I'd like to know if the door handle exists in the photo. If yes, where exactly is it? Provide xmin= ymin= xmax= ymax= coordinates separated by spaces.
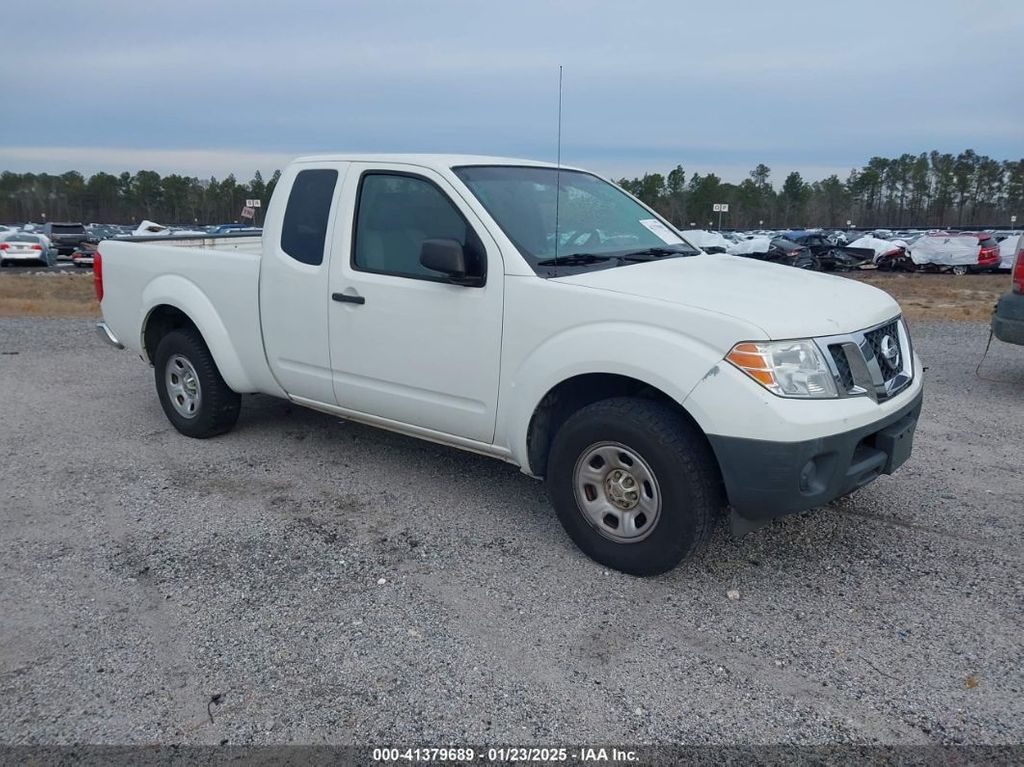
xmin=332 ymin=292 xmax=365 ymax=305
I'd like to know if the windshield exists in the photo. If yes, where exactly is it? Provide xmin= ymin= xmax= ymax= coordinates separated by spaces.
xmin=453 ymin=165 xmax=698 ymax=273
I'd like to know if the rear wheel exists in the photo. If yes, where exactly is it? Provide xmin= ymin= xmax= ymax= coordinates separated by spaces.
xmin=546 ymin=397 xmax=722 ymax=576
xmin=153 ymin=328 xmax=240 ymax=438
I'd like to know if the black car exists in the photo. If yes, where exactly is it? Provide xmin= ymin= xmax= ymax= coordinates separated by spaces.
xmin=766 ymin=237 xmax=819 ymax=269
xmin=782 ymin=231 xmax=874 ymax=271
xmin=40 ymin=222 xmax=89 ymax=256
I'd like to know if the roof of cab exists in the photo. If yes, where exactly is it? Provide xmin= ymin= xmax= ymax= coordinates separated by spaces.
xmin=291 ymin=153 xmax=581 ymax=172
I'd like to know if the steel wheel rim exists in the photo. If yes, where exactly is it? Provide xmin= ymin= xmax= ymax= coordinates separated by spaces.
xmin=573 ymin=441 xmax=662 ymax=544
xmin=165 ymin=354 xmax=202 ymax=419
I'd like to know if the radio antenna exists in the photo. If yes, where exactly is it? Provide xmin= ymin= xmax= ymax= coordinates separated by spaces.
xmin=553 ymin=65 xmax=563 ymax=266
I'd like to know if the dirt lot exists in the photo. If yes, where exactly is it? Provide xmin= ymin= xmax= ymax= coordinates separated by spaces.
xmin=845 ymin=272 xmax=1007 ymax=322
xmin=1 ymin=313 xmax=1022 ymax=745
xmin=0 ymin=272 xmax=99 ymax=318
xmin=0 ymin=268 xmax=1010 ymax=322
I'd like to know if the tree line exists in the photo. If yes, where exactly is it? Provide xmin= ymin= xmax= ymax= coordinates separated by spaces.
xmin=618 ymin=150 xmax=1023 ymax=230
xmin=1 ymin=148 xmax=1021 ymax=228
xmin=0 ymin=169 xmax=281 ymax=225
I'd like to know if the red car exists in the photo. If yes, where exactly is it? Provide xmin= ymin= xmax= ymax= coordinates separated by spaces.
xmin=974 ymin=233 xmax=1002 ymax=271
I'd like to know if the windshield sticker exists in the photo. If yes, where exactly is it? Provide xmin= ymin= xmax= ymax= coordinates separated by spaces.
xmin=638 ymin=219 xmax=684 ymax=244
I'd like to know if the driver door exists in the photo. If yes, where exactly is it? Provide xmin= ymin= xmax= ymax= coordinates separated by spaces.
xmin=326 ymin=164 xmax=504 ymax=444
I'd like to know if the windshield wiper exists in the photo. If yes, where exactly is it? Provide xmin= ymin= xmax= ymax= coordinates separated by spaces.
xmin=535 ymin=253 xmax=614 ymax=266
xmin=617 ymin=246 xmax=696 ymax=260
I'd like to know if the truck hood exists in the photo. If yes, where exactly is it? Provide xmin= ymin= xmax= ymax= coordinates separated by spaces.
xmin=554 ymin=253 xmax=900 ymax=339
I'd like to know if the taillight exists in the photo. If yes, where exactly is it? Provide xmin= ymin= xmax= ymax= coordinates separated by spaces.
xmin=31 ymin=244 xmax=42 ymax=251
xmin=1013 ymin=248 xmax=1024 ymax=295
xmin=94 ymin=252 xmax=103 ymax=302
xmin=0 ymin=243 xmax=8 ymax=250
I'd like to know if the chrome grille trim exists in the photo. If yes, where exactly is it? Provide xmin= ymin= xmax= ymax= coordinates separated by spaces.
xmin=815 ymin=317 xmax=914 ymax=402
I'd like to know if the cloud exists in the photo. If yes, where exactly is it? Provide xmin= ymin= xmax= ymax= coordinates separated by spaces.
xmin=3 ymin=0 xmax=1022 ymax=182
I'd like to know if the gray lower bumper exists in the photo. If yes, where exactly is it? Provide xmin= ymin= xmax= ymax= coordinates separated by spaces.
xmin=708 ymin=389 xmax=924 ymax=530
xmin=96 ymin=321 xmax=124 ymax=350
xmin=992 ymin=291 xmax=1024 ymax=346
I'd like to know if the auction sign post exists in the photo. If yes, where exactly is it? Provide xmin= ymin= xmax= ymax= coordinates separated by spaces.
xmin=243 ymin=198 xmax=262 ymax=225
xmin=713 ymin=203 xmax=729 ymax=230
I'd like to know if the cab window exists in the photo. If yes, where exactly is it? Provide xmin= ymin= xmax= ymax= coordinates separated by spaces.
xmin=352 ymin=172 xmax=485 ymax=283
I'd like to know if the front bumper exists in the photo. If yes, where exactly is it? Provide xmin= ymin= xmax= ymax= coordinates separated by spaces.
xmin=708 ymin=388 xmax=923 ymax=528
xmin=992 ymin=291 xmax=1024 ymax=346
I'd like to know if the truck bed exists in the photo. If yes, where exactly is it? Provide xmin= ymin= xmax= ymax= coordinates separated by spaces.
xmin=122 ymin=233 xmax=263 ymax=255
xmin=98 ymin=234 xmax=281 ymax=396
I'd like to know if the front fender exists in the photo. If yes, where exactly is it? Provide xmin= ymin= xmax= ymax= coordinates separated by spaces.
xmin=140 ymin=275 xmax=256 ymax=393
xmin=499 ymin=322 xmax=728 ymax=473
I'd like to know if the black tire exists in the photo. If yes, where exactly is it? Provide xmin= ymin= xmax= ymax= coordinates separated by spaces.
xmin=153 ymin=328 xmax=240 ymax=438
xmin=546 ymin=397 xmax=722 ymax=576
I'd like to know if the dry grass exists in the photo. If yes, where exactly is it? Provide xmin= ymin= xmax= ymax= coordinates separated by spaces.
xmin=0 ymin=272 xmax=100 ymax=318
xmin=842 ymin=271 xmax=1007 ymax=322
xmin=0 ymin=269 xmax=1010 ymax=322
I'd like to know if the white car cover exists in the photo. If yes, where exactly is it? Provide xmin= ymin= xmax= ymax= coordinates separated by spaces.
xmin=999 ymin=235 xmax=1020 ymax=269
xmin=908 ymin=234 xmax=981 ymax=266
xmin=133 ymin=220 xmax=170 ymax=237
xmin=848 ymin=235 xmax=903 ymax=262
xmin=679 ymin=230 xmax=732 ymax=251
xmin=726 ymin=236 xmax=772 ymax=255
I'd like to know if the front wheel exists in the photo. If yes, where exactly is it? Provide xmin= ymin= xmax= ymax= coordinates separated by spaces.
xmin=153 ymin=328 xmax=240 ymax=438
xmin=546 ymin=397 xmax=722 ymax=576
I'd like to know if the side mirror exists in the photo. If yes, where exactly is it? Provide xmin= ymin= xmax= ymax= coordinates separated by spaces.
xmin=420 ymin=238 xmax=467 ymax=280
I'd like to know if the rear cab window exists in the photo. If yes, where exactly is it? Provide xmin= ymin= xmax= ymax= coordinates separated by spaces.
xmin=281 ymin=169 xmax=339 ymax=266
xmin=50 ymin=224 xmax=86 ymax=235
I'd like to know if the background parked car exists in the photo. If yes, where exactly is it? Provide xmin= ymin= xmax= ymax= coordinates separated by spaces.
xmin=0 ymin=232 xmax=55 ymax=267
xmin=782 ymin=230 xmax=874 ymax=271
xmin=766 ymin=237 xmax=819 ymax=269
xmin=38 ymin=222 xmax=88 ymax=257
xmin=991 ymin=236 xmax=1024 ymax=345
xmin=71 ymin=241 xmax=98 ymax=268
xmin=909 ymin=232 xmax=1001 ymax=275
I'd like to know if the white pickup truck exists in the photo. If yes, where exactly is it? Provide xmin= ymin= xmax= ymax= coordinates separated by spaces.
xmin=96 ymin=154 xmax=923 ymax=575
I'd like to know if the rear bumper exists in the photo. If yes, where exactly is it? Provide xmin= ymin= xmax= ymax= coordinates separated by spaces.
xmin=96 ymin=321 xmax=124 ymax=350
xmin=52 ymin=240 xmax=86 ymax=255
xmin=708 ymin=388 xmax=923 ymax=525
xmin=992 ymin=291 xmax=1024 ymax=346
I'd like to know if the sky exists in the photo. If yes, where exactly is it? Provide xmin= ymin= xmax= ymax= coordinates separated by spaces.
xmin=2 ymin=0 xmax=1022 ymax=185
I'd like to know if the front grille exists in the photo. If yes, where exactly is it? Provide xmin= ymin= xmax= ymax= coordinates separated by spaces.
xmin=864 ymin=320 xmax=902 ymax=385
xmin=828 ymin=344 xmax=855 ymax=391
xmin=821 ymin=318 xmax=912 ymax=402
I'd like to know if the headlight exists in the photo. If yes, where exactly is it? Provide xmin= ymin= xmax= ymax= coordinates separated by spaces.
xmin=726 ymin=339 xmax=838 ymax=399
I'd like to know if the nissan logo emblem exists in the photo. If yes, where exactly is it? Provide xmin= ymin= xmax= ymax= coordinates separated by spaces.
xmin=880 ymin=335 xmax=900 ymax=369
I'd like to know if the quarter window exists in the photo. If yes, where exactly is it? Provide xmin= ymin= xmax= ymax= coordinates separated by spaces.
xmin=281 ymin=169 xmax=338 ymax=266
xmin=352 ymin=173 xmax=484 ymax=282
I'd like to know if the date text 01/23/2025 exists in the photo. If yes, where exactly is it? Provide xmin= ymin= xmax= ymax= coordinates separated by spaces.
xmin=371 ymin=746 xmax=639 ymax=762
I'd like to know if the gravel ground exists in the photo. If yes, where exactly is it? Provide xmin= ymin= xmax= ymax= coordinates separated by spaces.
xmin=0 ymin=318 xmax=1021 ymax=746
